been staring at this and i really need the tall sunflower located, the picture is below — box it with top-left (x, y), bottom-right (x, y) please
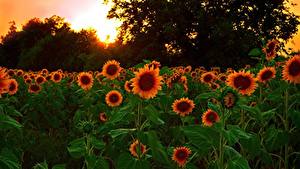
top-left (172, 146), bottom-right (192, 167)
top-left (102, 60), bottom-right (122, 80)
top-left (129, 140), bottom-right (147, 158)
top-left (105, 90), bottom-right (123, 107)
top-left (132, 66), bottom-right (162, 99)
top-left (8, 79), bottom-right (18, 95)
top-left (172, 98), bottom-right (195, 116)
top-left (226, 71), bottom-right (257, 95)
top-left (77, 72), bottom-right (94, 90)
top-left (257, 67), bottom-right (276, 83)
top-left (200, 72), bottom-right (216, 84)
top-left (202, 109), bottom-right (220, 127)
top-left (282, 55), bottom-right (300, 84)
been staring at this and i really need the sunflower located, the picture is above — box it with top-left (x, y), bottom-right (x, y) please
top-left (77, 72), bottom-right (94, 90)
top-left (147, 60), bottom-right (161, 69)
top-left (282, 55), bottom-right (300, 84)
top-left (0, 79), bottom-right (10, 95)
top-left (218, 73), bottom-right (227, 82)
top-left (172, 98), bottom-right (195, 116)
top-left (129, 140), bottom-right (147, 158)
top-left (25, 78), bottom-right (32, 84)
top-left (102, 60), bottom-right (122, 80)
top-left (190, 71), bottom-right (197, 78)
top-left (105, 90), bottom-right (123, 107)
top-left (202, 109), bottom-right (220, 127)
top-left (41, 69), bottom-right (49, 75)
top-left (262, 39), bottom-right (279, 61)
top-left (200, 72), bottom-right (216, 84)
top-left (257, 67), bottom-right (276, 83)
top-left (51, 72), bottom-right (62, 83)
top-left (172, 146), bottom-right (192, 167)
top-left (124, 80), bottom-right (133, 93)
top-left (226, 71), bottom-right (257, 95)
top-left (35, 75), bottom-right (46, 85)
top-left (209, 82), bottom-right (220, 91)
top-left (28, 84), bottom-right (42, 94)
top-left (8, 79), bottom-right (18, 95)
top-left (132, 66), bottom-right (162, 99)
top-left (16, 70), bottom-right (24, 76)
top-left (221, 89), bottom-right (238, 109)
top-left (7, 69), bottom-right (15, 77)
top-left (99, 112), bottom-right (107, 122)
top-left (184, 66), bottom-right (192, 73)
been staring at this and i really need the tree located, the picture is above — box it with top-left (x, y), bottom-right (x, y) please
top-left (106, 0), bottom-right (300, 68)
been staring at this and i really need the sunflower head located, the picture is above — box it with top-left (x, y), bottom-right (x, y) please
top-left (102, 60), bottom-right (122, 80)
top-left (172, 146), bottom-right (192, 167)
top-left (77, 72), bottom-right (94, 90)
top-left (132, 65), bottom-right (162, 99)
top-left (99, 112), bottom-right (108, 122)
top-left (35, 75), bottom-right (46, 85)
top-left (200, 72), bottom-right (216, 84)
top-left (105, 90), bottom-right (123, 107)
top-left (8, 79), bottom-right (18, 95)
top-left (257, 67), bottom-right (276, 83)
top-left (226, 71), bottom-right (257, 95)
top-left (16, 70), bottom-right (24, 76)
top-left (124, 80), bottom-right (133, 93)
top-left (221, 88), bottom-right (239, 109)
top-left (202, 109), bottom-right (220, 127)
top-left (28, 84), bottom-right (42, 94)
top-left (172, 98), bottom-right (195, 117)
top-left (129, 140), bottom-right (147, 158)
top-left (263, 39), bottom-right (279, 61)
top-left (282, 55), bottom-right (300, 84)
top-left (51, 72), bottom-right (62, 83)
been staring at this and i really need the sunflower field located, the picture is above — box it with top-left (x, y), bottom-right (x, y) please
top-left (1, 40), bottom-right (300, 169)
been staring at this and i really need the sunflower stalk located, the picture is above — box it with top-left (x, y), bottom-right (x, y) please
top-left (284, 89), bottom-right (289, 169)
top-left (219, 109), bottom-right (225, 169)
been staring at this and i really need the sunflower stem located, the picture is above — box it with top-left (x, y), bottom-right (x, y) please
top-left (219, 109), bottom-right (225, 169)
top-left (284, 89), bottom-right (289, 169)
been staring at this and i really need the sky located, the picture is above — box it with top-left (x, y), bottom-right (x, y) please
top-left (0, 0), bottom-right (300, 47)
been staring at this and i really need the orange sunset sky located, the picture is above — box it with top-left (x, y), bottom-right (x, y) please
top-left (0, 0), bottom-right (300, 48)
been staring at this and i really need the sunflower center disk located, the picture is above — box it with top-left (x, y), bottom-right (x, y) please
top-left (80, 76), bottom-right (91, 85)
top-left (138, 73), bottom-right (155, 91)
top-left (208, 112), bottom-right (217, 122)
top-left (9, 83), bottom-right (16, 91)
top-left (204, 74), bottom-right (212, 82)
top-left (233, 75), bottom-right (251, 90)
top-left (177, 102), bottom-right (190, 112)
top-left (109, 94), bottom-right (119, 103)
top-left (261, 71), bottom-right (273, 81)
top-left (176, 151), bottom-right (187, 160)
top-left (107, 65), bottom-right (118, 75)
top-left (31, 85), bottom-right (40, 92)
top-left (288, 61), bottom-right (300, 76)
top-left (37, 77), bottom-right (43, 83)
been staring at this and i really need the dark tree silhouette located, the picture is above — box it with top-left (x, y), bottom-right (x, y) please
top-left (105, 0), bottom-right (300, 68)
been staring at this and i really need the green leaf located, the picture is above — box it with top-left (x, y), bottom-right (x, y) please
top-left (67, 137), bottom-right (86, 158)
top-left (33, 161), bottom-right (48, 169)
top-left (52, 164), bottom-right (66, 169)
top-left (0, 148), bottom-right (20, 169)
top-left (109, 128), bottom-right (136, 139)
top-left (183, 125), bottom-right (219, 157)
top-left (89, 136), bottom-right (105, 150)
top-left (144, 105), bottom-right (165, 125)
top-left (86, 155), bottom-right (109, 169)
top-left (264, 127), bottom-right (289, 151)
top-left (248, 48), bottom-right (262, 56)
top-left (146, 131), bottom-right (171, 165)
top-left (0, 114), bottom-right (22, 130)
top-left (227, 157), bottom-right (250, 169)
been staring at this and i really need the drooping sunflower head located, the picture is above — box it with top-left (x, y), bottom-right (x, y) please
top-left (226, 71), bottom-right (257, 95)
top-left (129, 140), bottom-right (147, 158)
top-left (221, 88), bottom-right (239, 109)
top-left (282, 55), bottom-right (300, 84)
top-left (102, 60), bottom-right (122, 80)
top-left (172, 98), bottom-right (195, 117)
top-left (202, 109), bottom-right (220, 127)
top-left (132, 66), bottom-right (162, 99)
top-left (35, 75), bottom-right (46, 85)
top-left (8, 79), bottom-right (18, 95)
top-left (51, 72), bottom-right (62, 83)
top-left (77, 72), bottom-right (94, 90)
top-left (99, 112), bottom-right (108, 122)
top-left (200, 72), bottom-right (216, 84)
top-left (105, 90), bottom-right (123, 107)
top-left (124, 80), bottom-right (133, 93)
top-left (172, 146), bottom-right (192, 167)
top-left (28, 84), bottom-right (42, 94)
top-left (257, 67), bottom-right (276, 83)
top-left (263, 39), bottom-right (279, 61)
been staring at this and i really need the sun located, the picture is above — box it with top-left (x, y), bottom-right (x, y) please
top-left (70, 1), bottom-right (121, 44)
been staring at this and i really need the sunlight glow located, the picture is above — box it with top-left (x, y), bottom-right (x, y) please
top-left (70, 1), bottom-right (121, 44)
